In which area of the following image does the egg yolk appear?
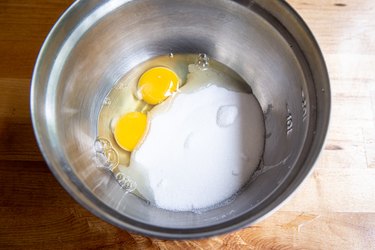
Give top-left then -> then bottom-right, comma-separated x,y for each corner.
138,67 -> 179,105
113,112 -> 147,152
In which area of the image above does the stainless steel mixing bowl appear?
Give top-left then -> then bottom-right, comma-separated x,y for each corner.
31,0 -> 330,239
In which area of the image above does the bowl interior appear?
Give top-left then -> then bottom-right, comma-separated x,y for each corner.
32,0 -> 329,238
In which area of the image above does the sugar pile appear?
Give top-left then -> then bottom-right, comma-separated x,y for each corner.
123,84 -> 265,211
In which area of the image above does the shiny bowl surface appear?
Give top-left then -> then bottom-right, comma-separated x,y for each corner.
31,0 -> 330,239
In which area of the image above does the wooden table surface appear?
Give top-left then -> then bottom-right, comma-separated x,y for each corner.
1,0 -> 375,249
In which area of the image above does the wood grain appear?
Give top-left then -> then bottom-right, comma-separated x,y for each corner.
1,0 -> 375,249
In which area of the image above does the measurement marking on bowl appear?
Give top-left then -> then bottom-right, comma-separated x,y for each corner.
195,53 -> 209,69
116,82 -> 128,90
286,105 -> 293,135
94,137 -> 119,170
302,90 -> 307,121
103,97 -> 111,106
115,172 -> 136,192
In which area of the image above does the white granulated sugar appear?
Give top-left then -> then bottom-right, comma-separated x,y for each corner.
216,105 -> 239,127
125,85 -> 265,211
